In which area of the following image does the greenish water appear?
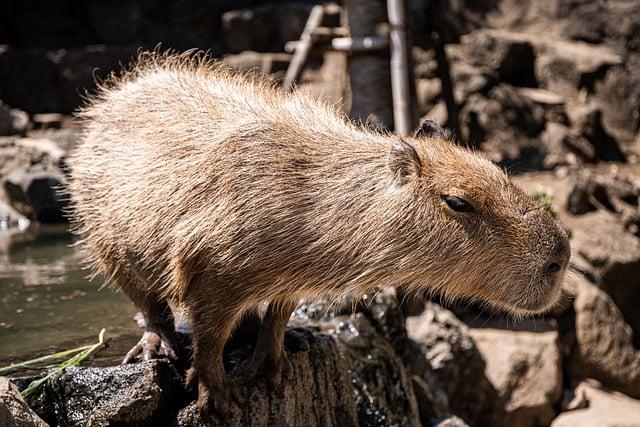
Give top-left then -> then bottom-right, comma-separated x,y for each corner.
0,227 -> 138,362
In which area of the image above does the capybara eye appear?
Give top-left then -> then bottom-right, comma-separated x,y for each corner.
443,195 -> 474,213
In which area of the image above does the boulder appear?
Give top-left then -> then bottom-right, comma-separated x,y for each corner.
568,102 -> 625,162
462,30 -> 536,87
0,377 -> 47,427
551,380 -> 640,427
594,67 -> 640,143
567,210 -> 640,344
568,273 -> 640,400
407,302 -> 499,426
20,360 -> 185,426
469,319 -> 562,427
459,84 -> 546,169
3,165 -> 67,223
535,41 -> 622,96
0,102 -> 30,136
0,199 -> 30,231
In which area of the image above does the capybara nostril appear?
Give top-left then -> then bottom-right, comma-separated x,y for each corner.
545,261 -> 561,274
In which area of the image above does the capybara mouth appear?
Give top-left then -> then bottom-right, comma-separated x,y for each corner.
506,274 -> 565,316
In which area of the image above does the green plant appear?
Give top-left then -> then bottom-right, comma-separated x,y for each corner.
0,328 -> 106,398
533,188 -> 556,217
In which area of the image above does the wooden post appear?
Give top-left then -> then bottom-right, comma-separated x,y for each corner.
387,0 -> 413,136
344,0 -> 393,130
282,5 -> 325,92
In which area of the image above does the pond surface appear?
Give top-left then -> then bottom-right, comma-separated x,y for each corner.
0,226 -> 139,363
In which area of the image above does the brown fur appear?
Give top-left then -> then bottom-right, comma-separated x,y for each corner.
68,51 -> 570,414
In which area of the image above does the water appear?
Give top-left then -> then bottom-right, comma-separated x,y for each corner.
0,226 -> 138,362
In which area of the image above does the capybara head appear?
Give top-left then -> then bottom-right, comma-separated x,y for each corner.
388,120 -> 570,315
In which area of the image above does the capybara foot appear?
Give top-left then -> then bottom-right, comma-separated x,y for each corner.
246,351 -> 293,389
122,330 -> 178,364
284,327 -> 314,353
196,380 -> 235,418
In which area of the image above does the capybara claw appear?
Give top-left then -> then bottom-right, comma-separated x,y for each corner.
122,331 -> 178,364
284,327 -> 314,353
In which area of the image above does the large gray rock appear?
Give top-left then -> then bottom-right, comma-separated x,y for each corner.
0,377 -> 47,427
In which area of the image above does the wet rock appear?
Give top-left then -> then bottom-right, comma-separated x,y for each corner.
463,30 -> 536,87
567,210 -> 640,344
551,380 -> 640,427
568,273 -> 640,400
0,376 -> 47,427
0,102 -> 30,136
0,198 -> 30,231
3,165 -> 67,223
407,303 -> 499,426
23,360 -> 185,426
469,319 -> 562,427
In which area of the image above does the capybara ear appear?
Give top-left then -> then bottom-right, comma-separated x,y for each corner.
414,118 -> 443,139
388,139 -> 423,185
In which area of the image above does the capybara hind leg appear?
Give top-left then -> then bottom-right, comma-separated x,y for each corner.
122,298 -> 179,363
186,297 -> 241,416
246,299 -> 298,387
113,268 -> 179,364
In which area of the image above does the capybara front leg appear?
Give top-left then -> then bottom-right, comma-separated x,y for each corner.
186,298 -> 240,417
246,298 -> 298,387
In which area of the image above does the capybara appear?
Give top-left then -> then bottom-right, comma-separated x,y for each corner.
68,52 -> 570,415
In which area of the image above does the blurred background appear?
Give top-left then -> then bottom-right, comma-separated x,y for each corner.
0,0 -> 639,426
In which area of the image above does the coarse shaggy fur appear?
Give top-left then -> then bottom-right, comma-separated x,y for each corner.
67,50 -> 570,413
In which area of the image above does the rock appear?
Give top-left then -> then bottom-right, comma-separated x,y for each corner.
416,78 -> 442,115
407,302 -> 499,426
594,67 -> 640,143
3,165 -> 67,223
463,30 -> 536,87
459,84 -> 546,169
22,360 -> 185,426
0,199 -> 30,231
535,41 -> 622,96
563,2 -> 606,44
32,113 -> 63,130
0,377 -> 47,427
469,319 -> 562,427
0,102 -> 30,136
551,380 -> 640,427
568,273 -> 640,400
450,62 -> 496,103
568,103 -> 625,162
567,209 -> 640,343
